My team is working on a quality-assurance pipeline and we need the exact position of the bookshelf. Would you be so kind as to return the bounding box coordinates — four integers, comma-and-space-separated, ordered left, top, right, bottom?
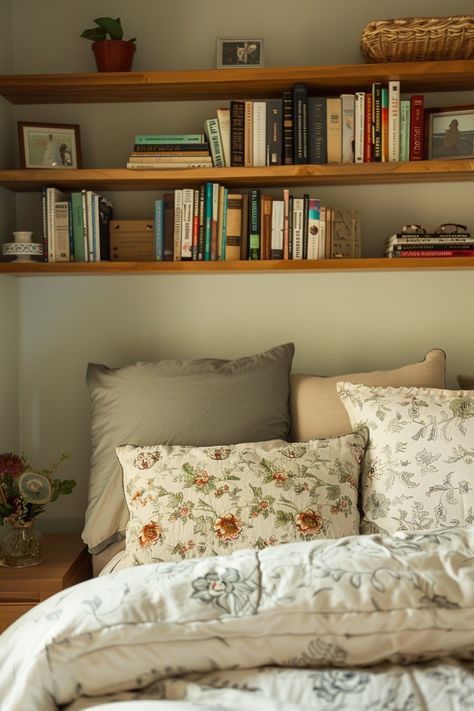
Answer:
0, 60, 474, 274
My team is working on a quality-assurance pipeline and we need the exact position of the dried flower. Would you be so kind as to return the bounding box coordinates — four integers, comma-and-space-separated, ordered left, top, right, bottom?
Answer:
0, 453, 76, 526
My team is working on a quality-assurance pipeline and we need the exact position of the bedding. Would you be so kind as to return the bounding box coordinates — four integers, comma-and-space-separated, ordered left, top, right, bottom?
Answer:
115, 431, 367, 566
83, 343, 294, 554
338, 382, 474, 535
1, 526, 474, 711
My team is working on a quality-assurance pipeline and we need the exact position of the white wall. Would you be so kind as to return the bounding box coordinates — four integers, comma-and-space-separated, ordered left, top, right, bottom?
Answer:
5, 0, 474, 533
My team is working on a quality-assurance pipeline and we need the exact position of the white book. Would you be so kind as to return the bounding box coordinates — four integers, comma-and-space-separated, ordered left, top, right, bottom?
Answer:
216, 107, 231, 167
252, 100, 266, 167
340, 94, 355, 163
46, 187, 68, 262
292, 197, 304, 260
54, 201, 70, 262
270, 200, 284, 259
126, 161, 212, 169
319, 206, 327, 259
173, 188, 183, 260
307, 197, 321, 259
388, 80, 400, 162
181, 188, 194, 259
354, 92, 365, 163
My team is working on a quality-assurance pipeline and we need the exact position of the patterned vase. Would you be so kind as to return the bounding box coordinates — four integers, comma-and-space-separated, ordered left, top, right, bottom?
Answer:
0, 520, 44, 567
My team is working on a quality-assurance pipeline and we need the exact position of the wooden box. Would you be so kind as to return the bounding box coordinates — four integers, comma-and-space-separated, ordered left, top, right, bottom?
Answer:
109, 219, 155, 261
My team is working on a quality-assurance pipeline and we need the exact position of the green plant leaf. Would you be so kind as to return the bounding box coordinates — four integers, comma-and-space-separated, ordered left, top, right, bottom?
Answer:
80, 27, 107, 41
94, 17, 124, 40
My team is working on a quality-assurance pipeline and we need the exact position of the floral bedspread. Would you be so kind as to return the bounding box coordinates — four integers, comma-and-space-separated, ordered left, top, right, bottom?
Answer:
1, 526, 474, 711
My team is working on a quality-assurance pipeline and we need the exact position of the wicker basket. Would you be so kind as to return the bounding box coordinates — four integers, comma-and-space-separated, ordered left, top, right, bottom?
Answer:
361, 16, 474, 63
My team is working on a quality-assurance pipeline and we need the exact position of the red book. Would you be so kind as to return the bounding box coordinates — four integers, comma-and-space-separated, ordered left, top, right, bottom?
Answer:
394, 249, 474, 257
409, 95, 424, 161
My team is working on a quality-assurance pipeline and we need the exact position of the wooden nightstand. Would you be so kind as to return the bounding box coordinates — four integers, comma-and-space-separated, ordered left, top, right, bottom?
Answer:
0, 533, 91, 633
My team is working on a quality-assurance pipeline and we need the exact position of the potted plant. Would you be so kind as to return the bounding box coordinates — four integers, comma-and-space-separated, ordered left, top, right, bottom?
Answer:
81, 17, 136, 72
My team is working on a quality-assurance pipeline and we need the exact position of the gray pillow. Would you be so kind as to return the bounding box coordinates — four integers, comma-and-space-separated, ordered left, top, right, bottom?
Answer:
83, 343, 294, 553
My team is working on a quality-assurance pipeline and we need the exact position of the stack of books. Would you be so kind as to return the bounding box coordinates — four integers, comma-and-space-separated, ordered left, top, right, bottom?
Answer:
385, 230, 474, 258
127, 134, 213, 169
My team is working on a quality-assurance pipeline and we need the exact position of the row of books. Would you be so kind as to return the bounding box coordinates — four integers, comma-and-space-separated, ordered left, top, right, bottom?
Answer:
150, 185, 361, 262
130, 81, 424, 169
41, 187, 113, 262
127, 133, 212, 169
385, 231, 473, 258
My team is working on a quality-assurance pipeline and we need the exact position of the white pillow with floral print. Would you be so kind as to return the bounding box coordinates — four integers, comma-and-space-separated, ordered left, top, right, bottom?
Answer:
337, 382, 474, 535
116, 431, 368, 566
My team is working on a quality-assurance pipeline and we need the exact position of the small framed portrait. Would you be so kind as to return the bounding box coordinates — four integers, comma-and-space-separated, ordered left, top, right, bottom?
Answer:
425, 105, 474, 160
17, 121, 82, 169
217, 38, 264, 68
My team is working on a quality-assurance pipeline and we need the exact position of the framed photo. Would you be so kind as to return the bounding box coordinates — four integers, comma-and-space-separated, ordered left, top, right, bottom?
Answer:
425, 105, 474, 160
17, 121, 82, 169
217, 38, 264, 68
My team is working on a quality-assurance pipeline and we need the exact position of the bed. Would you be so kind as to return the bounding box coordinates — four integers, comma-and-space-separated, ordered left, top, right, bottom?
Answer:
1, 343, 474, 710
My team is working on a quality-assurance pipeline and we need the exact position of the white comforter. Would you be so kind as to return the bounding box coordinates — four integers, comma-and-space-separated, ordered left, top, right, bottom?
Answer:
1, 526, 474, 711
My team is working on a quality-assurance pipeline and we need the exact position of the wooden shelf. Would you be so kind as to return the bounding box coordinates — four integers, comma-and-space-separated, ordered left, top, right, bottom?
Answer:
1, 159, 473, 192
1, 257, 473, 276
1, 60, 474, 104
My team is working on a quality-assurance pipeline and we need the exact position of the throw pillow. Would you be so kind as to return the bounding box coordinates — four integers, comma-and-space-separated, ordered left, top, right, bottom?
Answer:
458, 375, 474, 389
337, 382, 474, 535
291, 348, 446, 442
83, 343, 294, 553
116, 430, 368, 566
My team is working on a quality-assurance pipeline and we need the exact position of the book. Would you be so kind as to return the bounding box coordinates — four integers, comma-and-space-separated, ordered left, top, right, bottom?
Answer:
134, 133, 207, 144
302, 193, 309, 259
292, 83, 308, 164
341, 93, 355, 163
218, 186, 228, 260
292, 197, 304, 259
265, 99, 282, 165
388, 80, 400, 162
240, 192, 249, 260
371, 82, 383, 162
163, 192, 175, 261
260, 193, 273, 260
45, 187, 68, 262
270, 199, 284, 259
216, 107, 231, 167
409, 94, 424, 161
230, 99, 245, 167
252, 100, 267, 167
225, 193, 243, 261
308, 97, 327, 164
391, 249, 474, 258
248, 188, 261, 259
54, 201, 70, 262
354, 92, 365, 164
282, 188, 290, 259
326, 97, 342, 164
173, 188, 183, 260
127, 155, 213, 163
70, 191, 86, 262
399, 99, 411, 162
282, 90, 294, 165
98, 197, 113, 261
197, 184, 205, 260
364, 92, 373, 162
154, 199, 164, 260
211, 182, 219, 260
381, 86, 388, 161
307, 198, 321, 259
181, 187, 194, 260
203, 182, 213, 260
126, 161, 212, 169
390, 242, 474, 252
132, 143, 210, 153
192, 188, 200, 260
204, 118, 225, 167
244, 100, 253, 167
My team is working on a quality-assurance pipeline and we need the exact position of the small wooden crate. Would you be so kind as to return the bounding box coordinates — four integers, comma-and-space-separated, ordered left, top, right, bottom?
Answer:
361, 16, 474, 63
109, 219, 154, 261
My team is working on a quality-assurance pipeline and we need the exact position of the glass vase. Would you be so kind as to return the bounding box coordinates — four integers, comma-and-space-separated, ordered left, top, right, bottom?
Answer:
0, 520, 44, 567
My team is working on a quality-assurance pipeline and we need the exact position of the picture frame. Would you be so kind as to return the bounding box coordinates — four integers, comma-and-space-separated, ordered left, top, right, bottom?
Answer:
216, 38, 264, 68
17, 121, 82, 169
425, 105, 474, 160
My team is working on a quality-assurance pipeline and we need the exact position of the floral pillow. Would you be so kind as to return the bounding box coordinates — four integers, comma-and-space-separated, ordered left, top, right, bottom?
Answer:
116, 431, 368, 566
337, 382, 474, 535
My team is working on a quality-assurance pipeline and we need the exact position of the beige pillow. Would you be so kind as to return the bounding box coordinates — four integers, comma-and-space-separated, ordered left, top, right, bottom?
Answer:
290, 348, 446, 442
83, 343, 294, 554
458, 375, 474, 389
116, 430, 368, 566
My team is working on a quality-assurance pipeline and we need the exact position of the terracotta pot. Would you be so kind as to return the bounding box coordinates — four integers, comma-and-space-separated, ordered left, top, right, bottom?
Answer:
92, 40, 136, 72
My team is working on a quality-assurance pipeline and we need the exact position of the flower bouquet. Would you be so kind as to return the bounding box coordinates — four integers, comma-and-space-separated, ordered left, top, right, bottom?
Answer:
0, 453, 76, 567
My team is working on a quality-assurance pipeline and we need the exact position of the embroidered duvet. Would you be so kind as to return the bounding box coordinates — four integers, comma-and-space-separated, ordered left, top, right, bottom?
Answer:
1, 526, 474, 710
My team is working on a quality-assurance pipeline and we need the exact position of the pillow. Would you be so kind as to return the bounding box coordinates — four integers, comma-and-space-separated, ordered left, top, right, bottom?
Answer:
290, 348, 446, 442
458, 375, 474, 389
337, 382, 474, 535
83, 343, 295, 553
116, 430, 368, 566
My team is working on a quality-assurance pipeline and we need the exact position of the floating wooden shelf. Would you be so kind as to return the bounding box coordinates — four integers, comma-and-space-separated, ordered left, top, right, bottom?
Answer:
1, 160, 473, 192
1, 257, 473, 276
1, 60, 474, 104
